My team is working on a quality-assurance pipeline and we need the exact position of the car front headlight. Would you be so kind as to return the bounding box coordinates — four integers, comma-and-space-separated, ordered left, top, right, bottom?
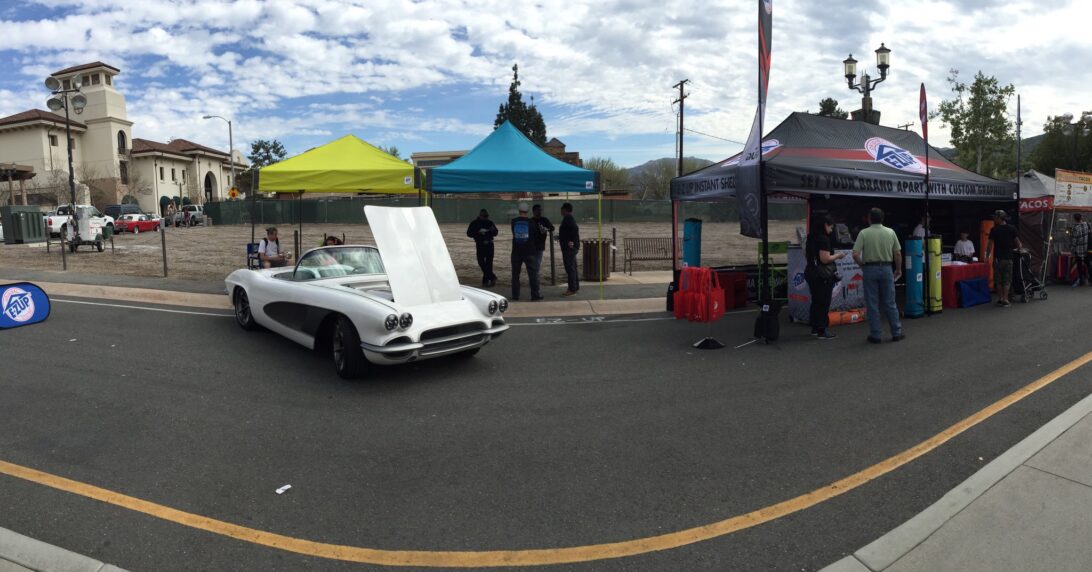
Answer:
498, 298, 508, 313
399, 312, 413, 329
488, 300, 498, 315
384, 314, 398, 331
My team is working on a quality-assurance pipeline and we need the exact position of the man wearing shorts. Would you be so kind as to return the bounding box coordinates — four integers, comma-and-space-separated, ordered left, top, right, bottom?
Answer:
986, 210, 1021, 307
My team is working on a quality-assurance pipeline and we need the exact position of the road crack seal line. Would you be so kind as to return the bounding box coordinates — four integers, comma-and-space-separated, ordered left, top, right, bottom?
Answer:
1, 351, 1090, 567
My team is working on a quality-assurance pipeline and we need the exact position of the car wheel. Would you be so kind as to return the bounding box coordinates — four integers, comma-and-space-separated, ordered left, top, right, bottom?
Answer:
133, 226, 140, 235
233, 288, 258, 331
332, 315, 369, 379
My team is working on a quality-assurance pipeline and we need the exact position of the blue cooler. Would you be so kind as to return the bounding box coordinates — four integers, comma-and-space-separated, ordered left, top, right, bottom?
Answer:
683, 218, 702, 268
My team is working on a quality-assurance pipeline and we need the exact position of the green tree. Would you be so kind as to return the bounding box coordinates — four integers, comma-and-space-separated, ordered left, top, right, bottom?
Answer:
817, 97, 848, 119
934, 70, 1016, 176
584, 157, 629, 191
1031, 112, 1092, 175
236, 139, 288, 196
495, 64, 547, 146
633, 158, 708, 200
378, 145, 401, 159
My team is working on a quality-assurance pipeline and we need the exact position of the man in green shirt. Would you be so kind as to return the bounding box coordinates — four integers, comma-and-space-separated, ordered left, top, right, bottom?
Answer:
853, 208, 904, 344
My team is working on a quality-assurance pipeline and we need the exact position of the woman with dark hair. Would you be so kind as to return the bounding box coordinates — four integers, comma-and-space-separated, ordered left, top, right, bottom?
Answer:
805, 215, 847, 339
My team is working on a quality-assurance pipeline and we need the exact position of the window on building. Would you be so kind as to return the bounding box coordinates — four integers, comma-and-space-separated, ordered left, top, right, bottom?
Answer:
160, 166, 164, 180
105, 74, 112, 86
49, 134, 58, 147
91, 74, 100, 85
117, 131, 127, 153
171, 168, 176, 181
119, 161, 129, 185
62, 79, 71, 90
80, 74, 90, 87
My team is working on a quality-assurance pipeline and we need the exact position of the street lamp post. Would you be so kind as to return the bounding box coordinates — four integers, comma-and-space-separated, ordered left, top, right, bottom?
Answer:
843, 43, 891, 125
202, 115, 234, 199
45, 76, 87, 237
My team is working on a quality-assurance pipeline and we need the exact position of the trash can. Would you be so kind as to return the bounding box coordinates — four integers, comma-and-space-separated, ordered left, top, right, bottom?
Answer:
102, 224, 113, 239
581, 238, 613, 281
683, 218, 702, 267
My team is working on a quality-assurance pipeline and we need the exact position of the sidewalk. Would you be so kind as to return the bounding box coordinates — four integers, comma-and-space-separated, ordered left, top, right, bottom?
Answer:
823, 391, 1092, 572
0, 267, 673, 318
0, 527, 126, 572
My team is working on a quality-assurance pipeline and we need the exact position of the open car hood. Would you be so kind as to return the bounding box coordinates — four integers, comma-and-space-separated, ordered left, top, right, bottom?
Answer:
364, 206, 463, 307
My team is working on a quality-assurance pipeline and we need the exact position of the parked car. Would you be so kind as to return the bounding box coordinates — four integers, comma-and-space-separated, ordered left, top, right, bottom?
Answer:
45, 205, 114, 237
225, 206, 508, 379
114, 214, 160, 234
104, 203, 142, 221
173, 204, 205, 226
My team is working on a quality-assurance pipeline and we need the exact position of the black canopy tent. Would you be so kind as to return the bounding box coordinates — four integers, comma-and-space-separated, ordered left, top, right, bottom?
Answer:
671, 112, 1017, 249
672, 113, 1016, 204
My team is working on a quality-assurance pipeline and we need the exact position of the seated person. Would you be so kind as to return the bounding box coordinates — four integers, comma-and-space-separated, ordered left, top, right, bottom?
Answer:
953, 230, 976, 262
323, 235, 344, 246
258, 227, 291, 268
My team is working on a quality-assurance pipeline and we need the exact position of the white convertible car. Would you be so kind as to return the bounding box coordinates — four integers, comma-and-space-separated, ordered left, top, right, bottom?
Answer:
225, 206, 509, 379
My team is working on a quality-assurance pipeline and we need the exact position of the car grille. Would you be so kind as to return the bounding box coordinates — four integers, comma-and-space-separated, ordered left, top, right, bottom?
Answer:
420, 322, 486, 341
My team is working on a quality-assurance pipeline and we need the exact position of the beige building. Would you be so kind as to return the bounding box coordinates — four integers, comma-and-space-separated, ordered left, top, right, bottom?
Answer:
0, 61, 245, 213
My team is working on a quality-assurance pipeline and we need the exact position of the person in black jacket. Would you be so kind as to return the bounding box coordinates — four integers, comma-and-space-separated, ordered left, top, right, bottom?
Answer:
510, 203, 542, 300
805, 215, 847, 339
558, 202, 580, 296
466, 209, 499, 287
531, 204, 555, 273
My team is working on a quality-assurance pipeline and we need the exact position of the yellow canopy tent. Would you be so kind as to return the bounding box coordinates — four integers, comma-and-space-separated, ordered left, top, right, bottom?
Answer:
259, 134, 416, 194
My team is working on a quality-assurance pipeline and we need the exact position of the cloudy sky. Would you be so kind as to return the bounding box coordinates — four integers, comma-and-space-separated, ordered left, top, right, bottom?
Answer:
0, 0, 1087, 168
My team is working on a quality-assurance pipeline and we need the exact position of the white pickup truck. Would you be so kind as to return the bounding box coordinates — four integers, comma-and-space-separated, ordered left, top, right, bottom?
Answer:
45, 205, 114, 237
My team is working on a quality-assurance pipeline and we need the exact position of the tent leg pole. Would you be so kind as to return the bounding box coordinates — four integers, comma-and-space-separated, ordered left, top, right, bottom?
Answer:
598, 192, 603, 300
549, 229, 556, 286
298, 190, 303, 257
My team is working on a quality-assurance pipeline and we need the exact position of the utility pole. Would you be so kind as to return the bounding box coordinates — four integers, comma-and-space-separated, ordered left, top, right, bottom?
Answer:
673, 79, 690, 176
897, 121, 915, 130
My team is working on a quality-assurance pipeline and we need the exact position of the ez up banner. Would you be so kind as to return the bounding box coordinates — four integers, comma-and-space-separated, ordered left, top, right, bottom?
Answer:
0, 282, 51, 330
737, 0, 773, 239
1055, 169, 1092, 209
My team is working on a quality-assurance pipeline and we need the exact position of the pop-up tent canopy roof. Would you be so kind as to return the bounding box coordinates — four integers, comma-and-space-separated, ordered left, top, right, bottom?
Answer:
259, 134, 416, 194
429, 121, 598, 194
671, 112, 1016, 202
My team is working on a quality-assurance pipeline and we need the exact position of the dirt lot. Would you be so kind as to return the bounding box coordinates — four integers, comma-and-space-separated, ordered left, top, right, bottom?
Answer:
0, 221, 801, 287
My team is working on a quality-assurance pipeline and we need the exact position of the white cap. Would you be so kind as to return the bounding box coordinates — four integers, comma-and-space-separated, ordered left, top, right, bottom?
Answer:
518, 202, 529, 213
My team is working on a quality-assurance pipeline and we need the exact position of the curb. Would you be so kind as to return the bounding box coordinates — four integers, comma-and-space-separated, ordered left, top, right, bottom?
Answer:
822, 390, 1092, 572
17, 279, 671, 319
0, 527, 127, 572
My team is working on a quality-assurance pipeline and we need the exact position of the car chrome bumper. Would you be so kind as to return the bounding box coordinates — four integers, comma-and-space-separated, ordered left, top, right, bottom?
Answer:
361, 323, 508, 361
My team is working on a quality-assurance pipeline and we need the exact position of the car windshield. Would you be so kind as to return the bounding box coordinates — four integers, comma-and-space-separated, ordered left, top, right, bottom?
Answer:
293, 246, 385, 281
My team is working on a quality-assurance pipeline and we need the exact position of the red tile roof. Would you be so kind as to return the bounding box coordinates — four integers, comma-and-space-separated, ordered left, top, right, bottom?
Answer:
52, 61, 121, 76
166, 138, 228, 157
131, 138, 188, 158
0, 109, 87, 129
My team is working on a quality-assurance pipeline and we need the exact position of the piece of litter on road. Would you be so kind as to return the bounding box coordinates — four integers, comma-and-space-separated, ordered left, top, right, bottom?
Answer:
978, 457, 984, 461
69, 339, 77, 342
275, 484, 292, 495
111, 344, 116, 348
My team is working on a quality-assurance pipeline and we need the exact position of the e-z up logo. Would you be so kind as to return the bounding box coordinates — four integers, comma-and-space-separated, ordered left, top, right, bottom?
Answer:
723, 140, 781, 167
865, 137, 926, 175
2, 287, 34, 323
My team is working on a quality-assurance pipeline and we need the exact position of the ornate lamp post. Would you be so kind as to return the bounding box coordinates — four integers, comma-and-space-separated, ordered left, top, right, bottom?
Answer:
45, 76, 87, 233
843, 43, 891, 125
202, 115, 235, 200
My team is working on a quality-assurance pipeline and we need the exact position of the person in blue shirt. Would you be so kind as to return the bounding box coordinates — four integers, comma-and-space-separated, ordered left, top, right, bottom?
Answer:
510, 203, 542, 301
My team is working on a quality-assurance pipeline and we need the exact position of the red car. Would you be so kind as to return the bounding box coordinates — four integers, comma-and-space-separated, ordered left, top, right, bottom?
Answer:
114, 214, 160, 234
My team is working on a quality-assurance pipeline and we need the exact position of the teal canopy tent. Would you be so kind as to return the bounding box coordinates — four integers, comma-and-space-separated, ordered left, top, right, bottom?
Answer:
428, 121, 598, 194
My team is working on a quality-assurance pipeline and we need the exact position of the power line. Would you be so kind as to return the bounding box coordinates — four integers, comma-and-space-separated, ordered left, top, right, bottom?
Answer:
683, 127, 744, 146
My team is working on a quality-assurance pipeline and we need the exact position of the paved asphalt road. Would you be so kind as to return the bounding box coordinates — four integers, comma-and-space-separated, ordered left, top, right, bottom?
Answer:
1, 289, 1091, 571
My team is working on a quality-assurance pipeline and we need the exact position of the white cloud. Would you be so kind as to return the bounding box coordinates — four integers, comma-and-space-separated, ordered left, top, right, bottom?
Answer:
1, 0, 1088, 163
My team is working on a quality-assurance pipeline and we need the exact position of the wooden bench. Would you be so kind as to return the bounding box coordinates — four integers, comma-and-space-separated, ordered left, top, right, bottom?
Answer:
623, 237, 680, 274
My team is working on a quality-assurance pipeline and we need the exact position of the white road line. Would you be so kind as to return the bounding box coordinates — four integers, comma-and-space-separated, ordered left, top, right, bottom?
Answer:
506, 309, 757, 326
53, 298, 233, 317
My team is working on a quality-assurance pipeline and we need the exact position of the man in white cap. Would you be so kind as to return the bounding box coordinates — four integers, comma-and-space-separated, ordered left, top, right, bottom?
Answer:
510, 202, 542, 301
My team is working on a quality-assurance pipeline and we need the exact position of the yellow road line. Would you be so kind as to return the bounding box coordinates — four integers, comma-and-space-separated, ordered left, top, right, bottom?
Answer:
2, 351, 1090, 567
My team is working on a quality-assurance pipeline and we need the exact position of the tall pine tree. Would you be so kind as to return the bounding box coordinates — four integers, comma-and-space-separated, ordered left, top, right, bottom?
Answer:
495, 64, 547, 146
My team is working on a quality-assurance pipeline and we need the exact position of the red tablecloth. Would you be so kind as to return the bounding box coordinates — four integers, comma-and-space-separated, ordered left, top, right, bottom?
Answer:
941, 263, 990, 308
